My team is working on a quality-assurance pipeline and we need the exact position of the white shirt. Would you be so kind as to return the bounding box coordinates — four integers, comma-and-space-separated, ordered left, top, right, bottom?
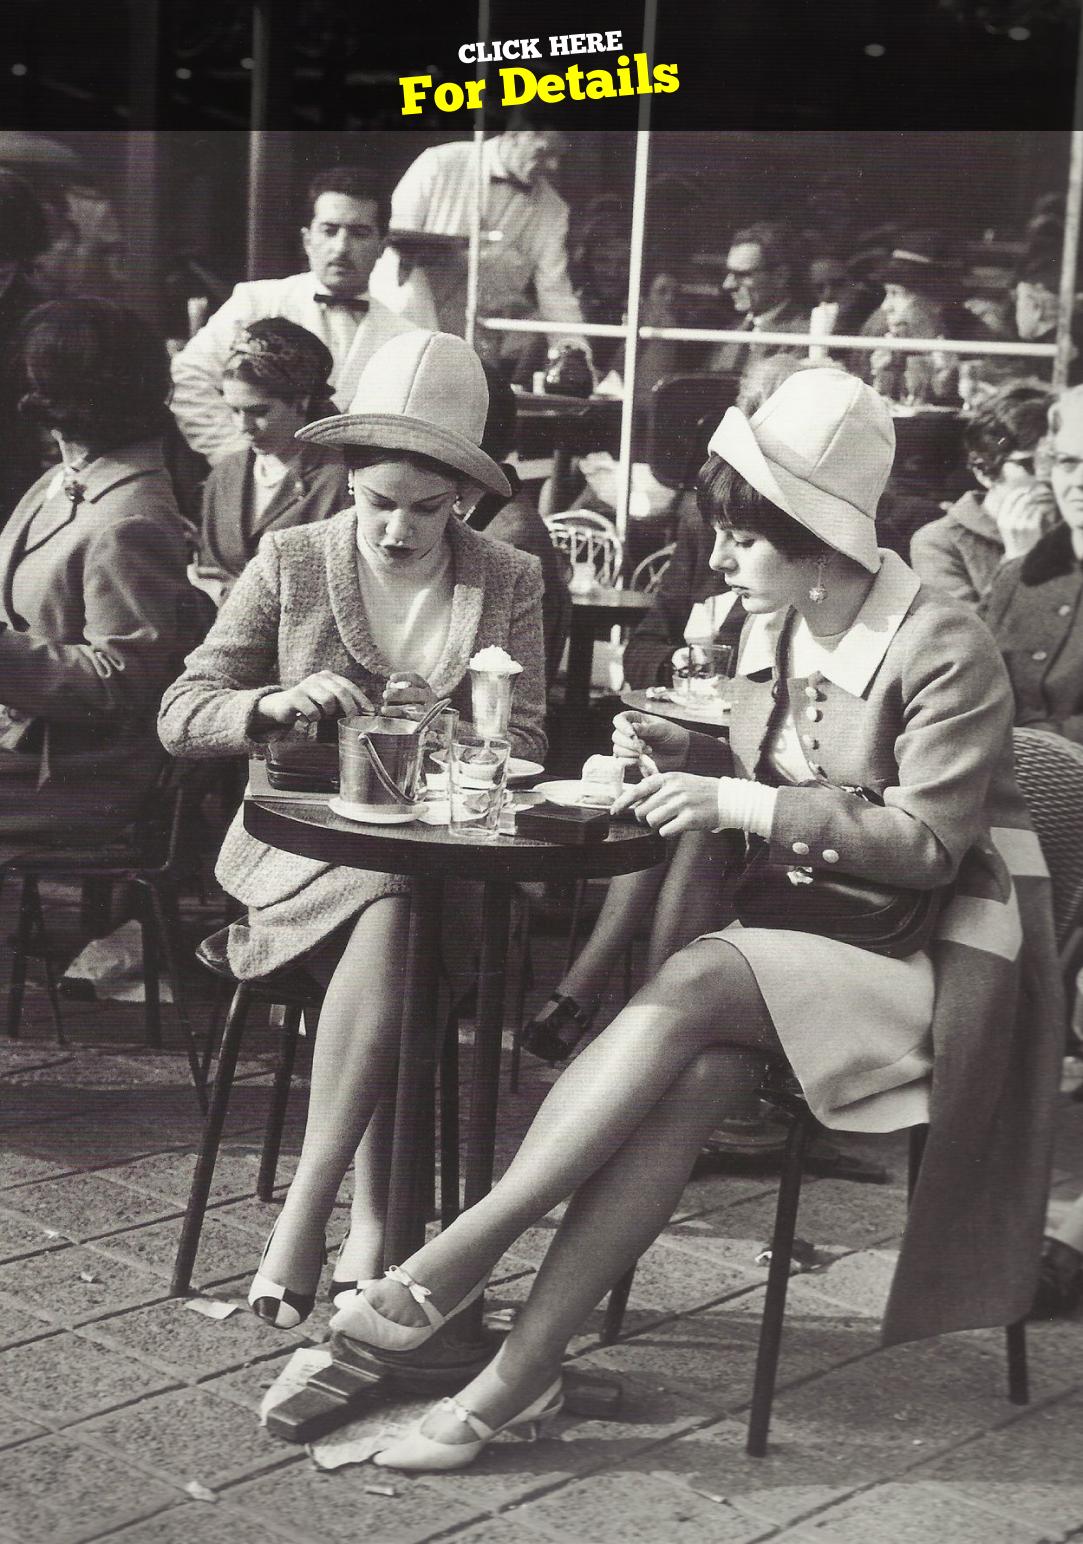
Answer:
169, 271, 416, 463
369, 137, 583, 347
354, 536, 453, 684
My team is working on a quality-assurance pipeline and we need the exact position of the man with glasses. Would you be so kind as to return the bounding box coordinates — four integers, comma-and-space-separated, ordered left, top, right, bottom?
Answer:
708, 221, 811, 375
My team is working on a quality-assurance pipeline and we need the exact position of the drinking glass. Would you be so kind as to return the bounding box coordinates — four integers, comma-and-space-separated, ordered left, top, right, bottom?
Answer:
672, 642, 734, 704
449, 729, 511, 838
469, 669, 516, 739
418, 707, 459, 801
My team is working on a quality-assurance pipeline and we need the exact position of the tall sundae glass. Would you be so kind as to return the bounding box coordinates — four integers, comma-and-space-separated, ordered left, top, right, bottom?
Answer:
468, 645, 523, 740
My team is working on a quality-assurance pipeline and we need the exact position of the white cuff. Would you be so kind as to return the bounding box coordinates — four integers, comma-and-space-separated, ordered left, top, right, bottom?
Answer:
713, 777, 778, 837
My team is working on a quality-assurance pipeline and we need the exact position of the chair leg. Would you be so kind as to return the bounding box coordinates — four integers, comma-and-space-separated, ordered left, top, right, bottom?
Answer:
27, 879, 64, 1044
508, 891, 533, 1094
145, 882, 207, 1113
171, 982, 251, 1296
139, 889, 162, 1050
6, 876, 35, 1041
746, 1105, 813, 1458
563, 879, 588, 976
201, 976, 231, 1083
440, 1002, 461, 1227
1006, 1319, 1029, 1405
257, 1002, 303, 1201
907, 1123, 928, 1202
80, 877, 113, 937
602, 1264, 636, 1344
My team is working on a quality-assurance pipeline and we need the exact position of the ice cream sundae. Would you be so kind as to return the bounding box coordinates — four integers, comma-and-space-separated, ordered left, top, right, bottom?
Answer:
469, 646, 523, 738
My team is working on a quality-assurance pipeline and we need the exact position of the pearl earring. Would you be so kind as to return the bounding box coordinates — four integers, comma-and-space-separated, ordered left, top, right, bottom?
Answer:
808, 555, 828, 604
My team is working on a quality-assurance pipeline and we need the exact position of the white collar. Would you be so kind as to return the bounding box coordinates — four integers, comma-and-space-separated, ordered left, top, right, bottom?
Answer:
736, 549, 921, 698
304, 270, 371, 304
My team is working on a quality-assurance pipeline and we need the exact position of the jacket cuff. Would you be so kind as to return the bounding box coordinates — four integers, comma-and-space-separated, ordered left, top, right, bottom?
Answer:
768, 785, 844, 871
684, 731, 732, 777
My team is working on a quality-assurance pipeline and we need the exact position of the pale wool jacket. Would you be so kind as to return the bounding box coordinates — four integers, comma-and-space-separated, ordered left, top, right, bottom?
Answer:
158, 510, 546, 917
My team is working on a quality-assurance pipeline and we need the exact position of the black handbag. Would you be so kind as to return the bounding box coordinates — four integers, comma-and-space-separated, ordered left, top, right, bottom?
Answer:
263, 741, 340, 793
730, 613, 944, 958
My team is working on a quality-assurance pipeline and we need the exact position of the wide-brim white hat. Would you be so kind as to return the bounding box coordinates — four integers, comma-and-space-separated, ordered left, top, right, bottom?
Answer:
297, 330, 511, 499
707, 368, 895, 574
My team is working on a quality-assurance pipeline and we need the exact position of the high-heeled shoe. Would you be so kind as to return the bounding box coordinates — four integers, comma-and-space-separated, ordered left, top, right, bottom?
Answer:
373, 1378, 564, 1472
247, 1222, 326, 1330
519, 993, 598, 1065
328, 1263, 488, 1352
328, 1236, 378, 1310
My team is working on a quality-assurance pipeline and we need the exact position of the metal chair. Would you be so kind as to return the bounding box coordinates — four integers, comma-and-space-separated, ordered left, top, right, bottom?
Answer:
171, 935, 325, 1296
544, 514, 624, 589
1011, 727, 1083, 1002
1, 760, 207, 1111
630, 543, 676, 595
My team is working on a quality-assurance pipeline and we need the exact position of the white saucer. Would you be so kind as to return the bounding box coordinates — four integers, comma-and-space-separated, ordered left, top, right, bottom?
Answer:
328, 797, 418, 825
534, 780, 615, 810
507, 758, 545, 785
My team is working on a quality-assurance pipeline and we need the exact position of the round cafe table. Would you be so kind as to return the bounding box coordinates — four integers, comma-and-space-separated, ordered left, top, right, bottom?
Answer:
621, 686, 732, 737
244, 791, 664, 1378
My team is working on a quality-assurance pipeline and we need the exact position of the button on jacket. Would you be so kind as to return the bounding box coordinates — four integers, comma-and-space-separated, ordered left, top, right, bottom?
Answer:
685, 550, 1061, 1347
981, 520, 1083, 744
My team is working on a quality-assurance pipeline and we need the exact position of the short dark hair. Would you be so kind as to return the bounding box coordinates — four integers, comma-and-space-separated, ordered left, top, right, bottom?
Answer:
480, 362, 516, 461
730, 221, 802, 278
343, 445, 462, 484
305, 167, 389, 232
696, 454, 830, 561
17, 298, 171, 451
0, 168, 49, 266
964, 379, 1056, 476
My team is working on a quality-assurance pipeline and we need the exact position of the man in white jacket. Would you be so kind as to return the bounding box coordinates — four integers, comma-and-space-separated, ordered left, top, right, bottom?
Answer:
170, 167, 416, 464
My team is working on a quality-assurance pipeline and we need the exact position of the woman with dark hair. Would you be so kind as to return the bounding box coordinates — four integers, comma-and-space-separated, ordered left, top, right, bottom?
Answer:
0, 168, 50, 521
328, 367, 1060, 1473
0, 298, 192, 854
910, 379, 1058, 606
198, 317, 347, 587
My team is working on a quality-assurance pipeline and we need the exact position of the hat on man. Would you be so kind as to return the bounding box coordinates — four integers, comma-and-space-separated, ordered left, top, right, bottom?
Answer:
297, 330, 511, 498
708, 367, 895, 573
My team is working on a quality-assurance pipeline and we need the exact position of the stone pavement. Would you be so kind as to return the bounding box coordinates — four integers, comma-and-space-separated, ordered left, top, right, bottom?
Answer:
1, 886, 1082, 1544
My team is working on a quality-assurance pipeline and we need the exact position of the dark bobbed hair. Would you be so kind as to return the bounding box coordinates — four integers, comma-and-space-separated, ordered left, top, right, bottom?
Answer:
17, 298, 171, 451
696, 454, 833, 562
342, 445, 464, 486
0, 168, 49, 266
305, 167, 390, 233
964, 379, 1056, 476
479, 361, 517, 462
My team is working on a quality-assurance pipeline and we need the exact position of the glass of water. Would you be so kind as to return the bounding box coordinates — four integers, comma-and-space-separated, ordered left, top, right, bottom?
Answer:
449, 728, 511, 838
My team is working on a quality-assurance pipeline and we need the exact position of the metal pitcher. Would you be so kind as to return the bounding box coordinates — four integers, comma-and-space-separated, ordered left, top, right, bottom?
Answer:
336, 699, 451, 818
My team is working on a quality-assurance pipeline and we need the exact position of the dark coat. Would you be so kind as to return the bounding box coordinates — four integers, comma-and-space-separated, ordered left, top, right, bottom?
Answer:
981, 521, 1083, 745
910, 490, 1003, 607
199, 443, 348, 580
686, 552, 1061, 1345
0, 439, 193, 853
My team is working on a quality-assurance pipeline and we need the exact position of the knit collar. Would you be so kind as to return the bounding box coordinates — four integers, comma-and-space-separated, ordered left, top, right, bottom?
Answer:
325, 511, 485, 696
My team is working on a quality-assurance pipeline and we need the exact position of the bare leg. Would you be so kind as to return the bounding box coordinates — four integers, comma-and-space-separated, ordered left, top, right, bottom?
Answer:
332, 1096, 395, 1283
394, 1047, 747, 1445
339, 938, 779, 1334
560, 865, 667, 1006
260, 895, 410, 1291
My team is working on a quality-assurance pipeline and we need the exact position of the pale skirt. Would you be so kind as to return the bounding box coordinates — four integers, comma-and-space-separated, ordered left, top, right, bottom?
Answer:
707, 923, 935, 1133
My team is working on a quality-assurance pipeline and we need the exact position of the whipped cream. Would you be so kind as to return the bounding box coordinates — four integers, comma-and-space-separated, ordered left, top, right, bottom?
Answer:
469, 646, 523, 675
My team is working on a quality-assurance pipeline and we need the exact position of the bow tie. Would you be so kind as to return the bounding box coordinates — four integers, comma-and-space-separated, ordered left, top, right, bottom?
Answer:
491, 173, 532, 196
314, 294, 369, 312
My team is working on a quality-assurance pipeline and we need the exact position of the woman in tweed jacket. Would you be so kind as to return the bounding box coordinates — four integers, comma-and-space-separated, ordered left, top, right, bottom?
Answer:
333, 369, 1061, 1475
159, 333, 546, 1330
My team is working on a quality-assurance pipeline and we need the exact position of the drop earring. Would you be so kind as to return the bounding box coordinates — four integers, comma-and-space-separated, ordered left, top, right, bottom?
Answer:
808, 555, 828, 604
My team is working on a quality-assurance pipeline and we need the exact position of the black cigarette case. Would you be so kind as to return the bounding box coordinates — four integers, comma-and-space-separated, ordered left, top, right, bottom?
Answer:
515, 802, 610, 844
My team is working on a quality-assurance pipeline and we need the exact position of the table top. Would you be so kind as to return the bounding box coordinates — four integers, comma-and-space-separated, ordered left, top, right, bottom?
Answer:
571, 589, 655, 619
514, 392, 623, 419
245, 792, 665, 883
621, 688, 732, 733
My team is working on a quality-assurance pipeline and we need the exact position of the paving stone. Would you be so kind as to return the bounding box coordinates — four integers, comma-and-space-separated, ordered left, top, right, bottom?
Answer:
628, 1416, 867, 1529
914, 1395, 1083, 1532
716, 1178, 907, 1260
101, 1500, 306, 1544
82, 1295, 309, 1379
0, 1431, 180, 1544
781, 1480, 1054, 1543
436, 1520, 577, 1544
6, 1052, 202, 1089
0, 1145, 73, 1189
105, 1146, 273, 1207
0, 1290, 56, 1348
0, 1045, 74, 1075
582, 1304, 762, 1410
0, 1171, 178, 1240
0, 1244, 167, 1328
0, 1396, 48, 1448
76, 1384, 289, 1487
0, 1208, 70, 1263
200, 1348, 307, 1413
523, 1468, 774, 1543
96, 1214, 260, 1289
0, 1329, 175, 1424
0, 1115, 157, 1180
229, 1457, 486, 1544
794, 1247, 898, 1317
0, 1085, 102, 1128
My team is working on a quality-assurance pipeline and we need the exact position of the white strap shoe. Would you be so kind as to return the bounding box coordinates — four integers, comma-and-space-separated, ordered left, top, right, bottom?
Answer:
328, 1264, 488, 1352
373, 1378, 564, 1472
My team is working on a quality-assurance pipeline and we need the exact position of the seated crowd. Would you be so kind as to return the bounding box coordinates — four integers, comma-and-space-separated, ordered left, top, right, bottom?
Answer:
1, 150, 1082, 1471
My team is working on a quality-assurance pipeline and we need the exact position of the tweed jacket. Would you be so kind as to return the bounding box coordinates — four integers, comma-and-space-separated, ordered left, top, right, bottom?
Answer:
685, 551, 1062, 1346
158, 510, 546, 913
0, 440, 192, 849
199, 443, 348, 580
909, 491, 1004, 608
981, 521, 1083, 746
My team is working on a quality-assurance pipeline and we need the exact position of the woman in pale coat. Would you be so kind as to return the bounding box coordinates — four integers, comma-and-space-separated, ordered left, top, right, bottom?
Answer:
159, 331, 546, 1329
329, 367, 1061, 1472
0, 299, 192, 859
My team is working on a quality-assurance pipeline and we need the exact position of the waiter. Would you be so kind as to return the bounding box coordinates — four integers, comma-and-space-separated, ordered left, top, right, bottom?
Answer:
171, 168, 415, 464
